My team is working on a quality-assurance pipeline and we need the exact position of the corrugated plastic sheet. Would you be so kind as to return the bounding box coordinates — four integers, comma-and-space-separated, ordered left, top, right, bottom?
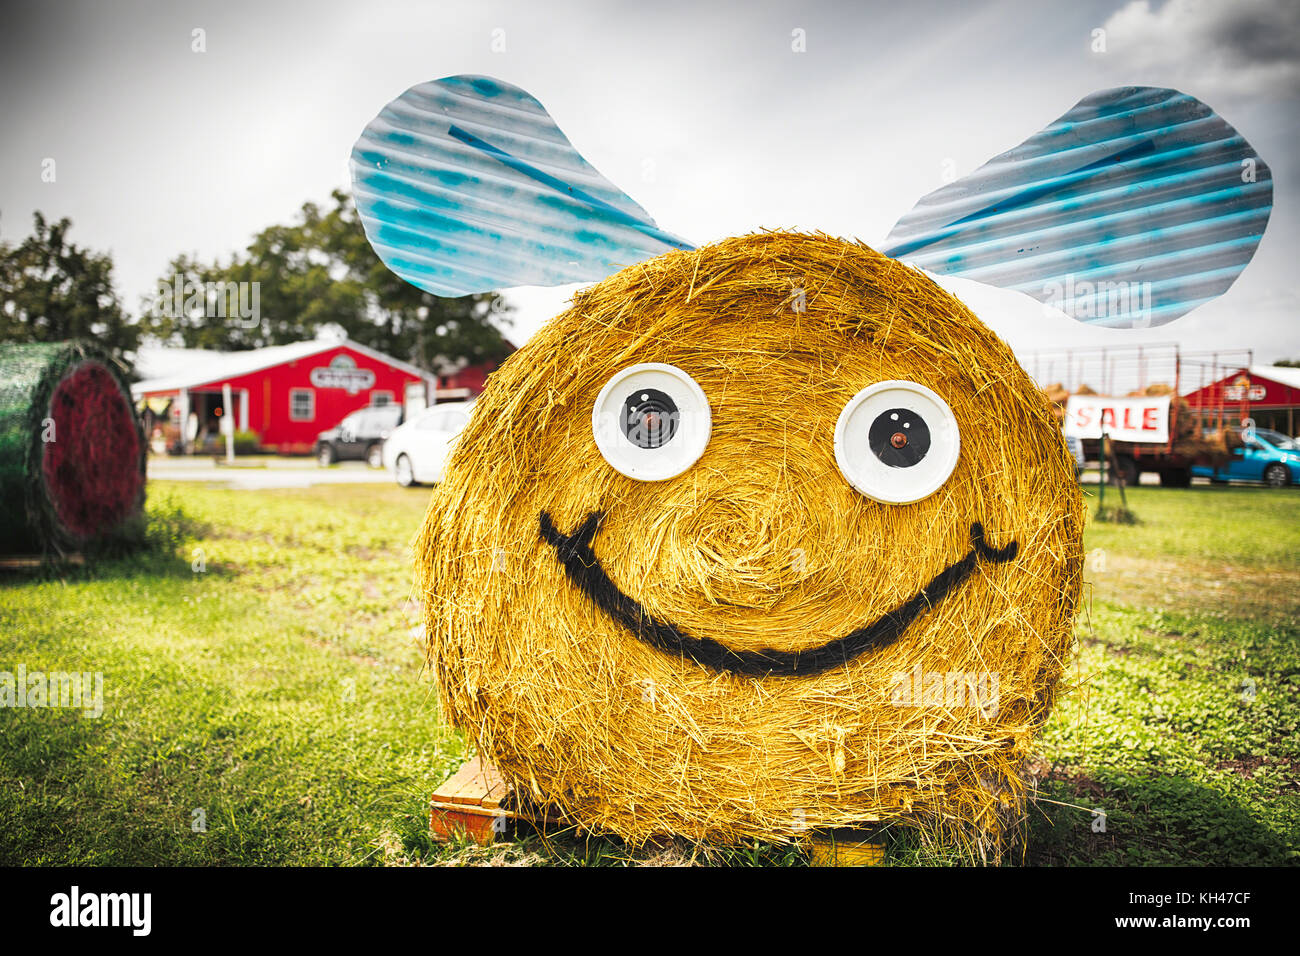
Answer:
883, 87, 1272, 329
351, 75, 693, 298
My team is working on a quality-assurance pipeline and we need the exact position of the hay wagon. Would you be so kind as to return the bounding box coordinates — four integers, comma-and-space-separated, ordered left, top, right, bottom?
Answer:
1032, 344, 1254, 486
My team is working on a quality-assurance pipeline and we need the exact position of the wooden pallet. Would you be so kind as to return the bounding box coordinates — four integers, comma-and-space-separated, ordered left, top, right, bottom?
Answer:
431, 756, 886, 863
807, 828, 888, 867
429, 755, 519, 845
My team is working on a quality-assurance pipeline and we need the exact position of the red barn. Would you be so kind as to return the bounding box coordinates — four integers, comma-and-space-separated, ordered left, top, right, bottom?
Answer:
431, 348, 514, 401
1183, 366, 1300, 437
132, 338, 434, 454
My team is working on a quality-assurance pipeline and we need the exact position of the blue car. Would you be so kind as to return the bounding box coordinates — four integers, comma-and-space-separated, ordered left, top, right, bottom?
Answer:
1192, 428, 1300, 487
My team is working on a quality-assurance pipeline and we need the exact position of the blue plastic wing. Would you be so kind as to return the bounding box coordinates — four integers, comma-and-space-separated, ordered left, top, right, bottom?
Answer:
350, 75, 694, 298
882, 87, 1273, 329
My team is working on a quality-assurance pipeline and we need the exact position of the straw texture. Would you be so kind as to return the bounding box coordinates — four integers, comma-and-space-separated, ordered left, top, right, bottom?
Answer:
417, 231, 1084, 854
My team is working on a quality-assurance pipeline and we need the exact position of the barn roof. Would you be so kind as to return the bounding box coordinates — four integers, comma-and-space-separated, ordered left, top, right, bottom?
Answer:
1250, 365, 1300, 391
131, 337, 430, 396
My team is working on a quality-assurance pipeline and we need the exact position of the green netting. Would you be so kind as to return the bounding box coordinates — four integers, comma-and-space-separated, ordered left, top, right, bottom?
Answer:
0, 341, 145, 555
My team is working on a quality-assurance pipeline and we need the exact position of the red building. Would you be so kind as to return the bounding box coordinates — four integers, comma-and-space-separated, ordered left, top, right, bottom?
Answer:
132, 338, 436, 454
1183, 366, 1300, 437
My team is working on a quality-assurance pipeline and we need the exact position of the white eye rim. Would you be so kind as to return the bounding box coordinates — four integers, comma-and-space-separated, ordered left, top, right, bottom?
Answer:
591, 362, 712, 482
833, 379, 961, 504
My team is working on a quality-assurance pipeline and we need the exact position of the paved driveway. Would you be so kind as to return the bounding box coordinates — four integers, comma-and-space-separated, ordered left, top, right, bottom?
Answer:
148, 457, 394, 490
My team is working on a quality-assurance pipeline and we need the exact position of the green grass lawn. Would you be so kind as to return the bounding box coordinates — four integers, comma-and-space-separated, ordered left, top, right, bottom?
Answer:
1, 481, 1297, 865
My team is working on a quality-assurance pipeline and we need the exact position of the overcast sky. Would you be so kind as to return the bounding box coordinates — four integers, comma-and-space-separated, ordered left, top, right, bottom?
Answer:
2, 0, 1297, 366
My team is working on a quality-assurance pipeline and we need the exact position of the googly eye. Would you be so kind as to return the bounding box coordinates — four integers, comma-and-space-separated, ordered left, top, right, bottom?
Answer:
592, 363, 711, 481
834, 380, 960, 503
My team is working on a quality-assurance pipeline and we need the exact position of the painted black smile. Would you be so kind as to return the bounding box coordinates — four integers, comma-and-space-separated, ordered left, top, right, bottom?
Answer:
538, 511, 1018, 677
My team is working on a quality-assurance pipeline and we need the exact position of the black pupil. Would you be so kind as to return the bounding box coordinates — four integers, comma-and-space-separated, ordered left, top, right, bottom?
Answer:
623, 389, 679, 449
868, 407, 931, 468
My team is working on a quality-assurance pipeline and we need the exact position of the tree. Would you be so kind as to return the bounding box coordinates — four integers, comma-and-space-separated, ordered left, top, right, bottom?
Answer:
142, 190, 513, 372
0, 212, 137, 362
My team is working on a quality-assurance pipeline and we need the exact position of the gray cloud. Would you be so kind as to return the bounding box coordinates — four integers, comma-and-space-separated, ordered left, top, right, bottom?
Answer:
1101, 0, 1300, 97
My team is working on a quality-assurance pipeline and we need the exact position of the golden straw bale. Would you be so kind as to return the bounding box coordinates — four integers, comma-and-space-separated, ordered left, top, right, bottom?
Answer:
1042, 383, 1070, 421
416, 231, 1084, 855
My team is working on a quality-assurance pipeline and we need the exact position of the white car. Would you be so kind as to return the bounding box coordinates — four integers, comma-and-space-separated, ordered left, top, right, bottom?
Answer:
381, 401, 474, 486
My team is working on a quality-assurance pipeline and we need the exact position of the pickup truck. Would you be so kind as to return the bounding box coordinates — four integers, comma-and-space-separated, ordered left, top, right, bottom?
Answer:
315, 405, 403, 468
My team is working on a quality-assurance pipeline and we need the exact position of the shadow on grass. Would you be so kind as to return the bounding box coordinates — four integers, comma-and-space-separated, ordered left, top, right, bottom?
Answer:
377, 764, 1296, 867
1027, 770, 1294, 866
1, 496, 222, 584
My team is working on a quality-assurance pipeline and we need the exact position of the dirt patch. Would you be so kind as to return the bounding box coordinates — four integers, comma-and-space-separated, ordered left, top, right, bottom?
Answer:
1215, 755, 1300, 780
1087, 554, 1300, 625
1216, 755, 1268, 777
1041, 767, 1108, 801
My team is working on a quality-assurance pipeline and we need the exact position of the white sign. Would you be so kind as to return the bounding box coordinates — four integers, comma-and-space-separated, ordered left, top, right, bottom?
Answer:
1224, 383, 1266, 402
309, 354, 376, 395
1064, 395, 1170, 444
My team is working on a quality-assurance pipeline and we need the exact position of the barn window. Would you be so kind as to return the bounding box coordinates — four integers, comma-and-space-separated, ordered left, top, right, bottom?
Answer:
289, 388, 315, 421
370, 391, 394, 407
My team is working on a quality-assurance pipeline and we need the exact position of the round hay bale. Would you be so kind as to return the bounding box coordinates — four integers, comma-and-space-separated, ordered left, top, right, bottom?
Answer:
417, 232, 1084, 851
1041, 383, 1070, 421
0, 341, 145, 555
